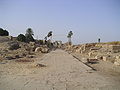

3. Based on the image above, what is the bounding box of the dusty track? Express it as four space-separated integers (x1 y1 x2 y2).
0 49 120 90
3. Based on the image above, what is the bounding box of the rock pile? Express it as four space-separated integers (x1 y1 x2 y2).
0 40 50 61
8 41 20 50
35 45 49 53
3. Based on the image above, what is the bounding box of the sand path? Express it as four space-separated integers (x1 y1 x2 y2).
0 49 119 90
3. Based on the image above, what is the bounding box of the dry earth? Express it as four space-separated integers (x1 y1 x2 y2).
0 49 120 90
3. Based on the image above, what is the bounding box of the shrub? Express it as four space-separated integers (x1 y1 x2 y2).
25 28 34 42
0 28 9 36
17 34 26 42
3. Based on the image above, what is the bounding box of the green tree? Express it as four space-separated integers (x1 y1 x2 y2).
25 28 34 42
98 38 101 43
26 28 34 36
47 31 53 41
67 31 73 45
0 28 4 36
17 34 26 42
0 28 9 36
47 31 52 37
44 31 53 42
25 34 34 42
4 30 9 36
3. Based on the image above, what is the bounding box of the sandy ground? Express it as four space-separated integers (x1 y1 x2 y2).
72 52 120 76
0 49 120 90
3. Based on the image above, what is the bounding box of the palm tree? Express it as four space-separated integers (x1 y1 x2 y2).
44 36 47 41
44 31 53 41
47 31 52 37
25 28 34 42
26 28 34 36
67 31 73 45
47 31 53 41
98 38 101 43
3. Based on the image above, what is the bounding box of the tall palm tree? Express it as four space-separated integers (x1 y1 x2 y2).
67 31 73 45
47 31 53 41
25 28 34 42
47 31 52 37
98 38 101 43
26 28 34 36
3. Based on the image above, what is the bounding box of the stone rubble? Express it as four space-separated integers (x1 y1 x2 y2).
63 43 120 66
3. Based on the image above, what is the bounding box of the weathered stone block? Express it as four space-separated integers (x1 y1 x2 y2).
114 62 120 66
35 47 42 52
95 55 103 60
116 55 120 59
114 59 120 66
103 56 114 62
87 58 98 64
35 46 49 53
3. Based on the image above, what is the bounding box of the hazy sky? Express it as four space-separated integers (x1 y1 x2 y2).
0 0 120 44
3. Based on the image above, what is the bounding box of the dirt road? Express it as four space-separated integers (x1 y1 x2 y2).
0 49 120 90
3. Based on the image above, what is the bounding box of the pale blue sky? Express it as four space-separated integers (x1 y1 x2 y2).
0 0 120 44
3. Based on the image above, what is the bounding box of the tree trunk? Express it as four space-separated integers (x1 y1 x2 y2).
68 37 72 45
